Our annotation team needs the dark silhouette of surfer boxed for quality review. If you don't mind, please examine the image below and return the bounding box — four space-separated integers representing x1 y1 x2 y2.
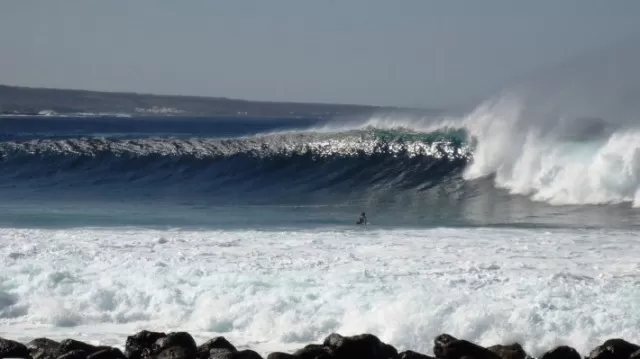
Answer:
356 212 367 225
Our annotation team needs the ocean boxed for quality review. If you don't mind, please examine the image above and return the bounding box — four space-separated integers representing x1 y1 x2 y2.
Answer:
1 101 640 357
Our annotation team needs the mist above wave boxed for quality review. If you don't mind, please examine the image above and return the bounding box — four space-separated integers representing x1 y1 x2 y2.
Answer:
320 40 640 208
460 40 640 207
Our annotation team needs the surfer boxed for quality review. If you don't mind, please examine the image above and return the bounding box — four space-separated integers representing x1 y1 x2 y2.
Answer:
356 212 367 225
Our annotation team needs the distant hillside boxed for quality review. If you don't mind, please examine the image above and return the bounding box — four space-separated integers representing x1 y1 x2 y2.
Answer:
0 84 413 118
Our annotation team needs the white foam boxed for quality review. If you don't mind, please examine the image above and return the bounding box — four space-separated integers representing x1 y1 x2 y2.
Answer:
1 226 639 356
459 95 640 206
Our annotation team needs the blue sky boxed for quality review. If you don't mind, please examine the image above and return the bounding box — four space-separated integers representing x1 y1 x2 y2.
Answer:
1 1 639 108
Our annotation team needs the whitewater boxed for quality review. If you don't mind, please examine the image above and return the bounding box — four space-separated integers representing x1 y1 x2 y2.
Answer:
2 225 639 357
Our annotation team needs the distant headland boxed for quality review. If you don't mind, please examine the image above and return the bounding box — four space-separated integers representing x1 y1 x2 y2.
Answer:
0 84 436 118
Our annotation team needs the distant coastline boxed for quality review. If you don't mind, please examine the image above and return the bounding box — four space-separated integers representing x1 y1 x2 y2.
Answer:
0 84 436 119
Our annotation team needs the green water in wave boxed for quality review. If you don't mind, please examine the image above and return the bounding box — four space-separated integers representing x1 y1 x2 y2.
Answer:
364 127 469 147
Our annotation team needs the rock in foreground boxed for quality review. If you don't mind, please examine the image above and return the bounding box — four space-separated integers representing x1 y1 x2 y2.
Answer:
1 331 639 359
0 337 29 359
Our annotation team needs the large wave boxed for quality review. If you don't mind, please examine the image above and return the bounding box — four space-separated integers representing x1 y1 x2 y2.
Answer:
324 40 640 208
318 95 639 207
3 103 640 208
0 129 471 199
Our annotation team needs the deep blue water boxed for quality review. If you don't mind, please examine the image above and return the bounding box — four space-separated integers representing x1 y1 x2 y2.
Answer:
0 115 325 141
1 115 639 230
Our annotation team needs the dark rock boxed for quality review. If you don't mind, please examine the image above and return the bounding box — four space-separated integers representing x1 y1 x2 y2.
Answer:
323 333 396 359
265 353 295 359
292 344 334 359
233 350 263 359
157 346 191 359
209 348 244 359
539 346 580 359
124 330 166 359
152 332 197 357
265 345 334 359
209 349 262 359
235 350 263 359
433 336 500 359
630 349 640 359
27 338 62 359
209 349 234 359
399 350 435 359
433 334 458 359
486 343 529 359
197 337 237 359
0 337 29 358
587 338 640 359
59 340 106 356
87 347 126 359
56 349 88 359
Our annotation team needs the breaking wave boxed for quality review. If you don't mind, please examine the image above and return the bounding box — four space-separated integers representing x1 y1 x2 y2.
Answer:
337 94 640 208
2 106 640 208
324 40 640 208
459 96 640 207
0 129 472 198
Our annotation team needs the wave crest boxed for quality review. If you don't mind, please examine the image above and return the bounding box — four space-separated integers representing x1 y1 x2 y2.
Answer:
0 129 471 195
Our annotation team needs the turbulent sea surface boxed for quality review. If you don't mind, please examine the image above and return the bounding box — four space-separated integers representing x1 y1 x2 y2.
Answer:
1 102 640 356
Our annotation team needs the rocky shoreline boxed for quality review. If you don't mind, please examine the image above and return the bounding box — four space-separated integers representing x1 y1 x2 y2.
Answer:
1 331 639 359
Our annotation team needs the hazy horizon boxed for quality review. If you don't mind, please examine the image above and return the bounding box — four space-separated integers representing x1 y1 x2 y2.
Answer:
1 1 640 108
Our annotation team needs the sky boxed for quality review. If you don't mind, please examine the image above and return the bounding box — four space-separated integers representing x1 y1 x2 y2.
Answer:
1 1 639 108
